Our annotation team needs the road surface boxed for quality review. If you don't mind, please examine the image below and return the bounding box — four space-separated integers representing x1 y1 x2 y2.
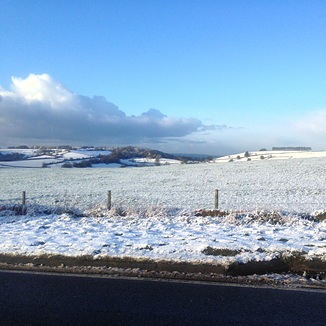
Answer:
0 270 325 325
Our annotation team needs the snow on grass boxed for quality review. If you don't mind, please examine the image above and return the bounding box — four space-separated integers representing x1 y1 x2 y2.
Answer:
0 211 325 265
215 150 326 162
132 158 181 165
0 158 64 168
62 150 111 160
0 149 112 168
92 163 123 168
0 148 36 156
0 156 325 265
119 158 181 166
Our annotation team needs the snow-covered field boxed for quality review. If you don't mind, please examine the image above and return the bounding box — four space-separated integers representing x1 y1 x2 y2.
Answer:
0 149 112 168
215 150 326 162
0 156 326 266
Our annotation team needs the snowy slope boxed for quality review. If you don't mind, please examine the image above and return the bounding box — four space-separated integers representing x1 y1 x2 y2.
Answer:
0 149 112 168
215 150 326 162
62 150 111 159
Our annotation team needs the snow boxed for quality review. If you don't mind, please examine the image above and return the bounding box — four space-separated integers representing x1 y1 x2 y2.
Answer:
0 211 325 266
120 157 181 167
0 149 112 168
132 157 181 165
0 155 326 267
0 149 35 156
92 163 122 168
215 150 326 162
0 158 64 168
62 150 111 160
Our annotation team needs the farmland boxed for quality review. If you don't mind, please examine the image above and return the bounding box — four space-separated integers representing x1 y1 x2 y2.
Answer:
1 156 325 212
0 156 326 283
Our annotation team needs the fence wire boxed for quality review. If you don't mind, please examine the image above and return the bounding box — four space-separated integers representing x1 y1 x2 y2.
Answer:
1 189 326 214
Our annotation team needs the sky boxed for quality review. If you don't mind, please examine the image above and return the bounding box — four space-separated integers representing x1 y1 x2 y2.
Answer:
1 0 326 155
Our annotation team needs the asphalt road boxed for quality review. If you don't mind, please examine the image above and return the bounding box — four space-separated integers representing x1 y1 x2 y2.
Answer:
0 270 325 326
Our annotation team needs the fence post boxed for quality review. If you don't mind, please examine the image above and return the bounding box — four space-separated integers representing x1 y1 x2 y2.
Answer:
22 191 26 205
21 191 27 215
107 191 111 210
214 189 219 210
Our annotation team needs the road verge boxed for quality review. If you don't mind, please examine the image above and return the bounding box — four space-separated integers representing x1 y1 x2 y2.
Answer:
0 253 325 289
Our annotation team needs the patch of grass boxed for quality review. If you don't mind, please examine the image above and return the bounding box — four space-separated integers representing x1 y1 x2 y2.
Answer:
84 205 171 218
194 209 229 217
244 211 287 225
279 251 307 265
312 212 326 222
0 203 83 217
140 245 153 251
202 246 240 257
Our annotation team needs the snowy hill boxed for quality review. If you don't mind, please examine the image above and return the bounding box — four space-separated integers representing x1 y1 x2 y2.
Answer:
2 146 326 168
215 150 326 163
0 148 111 168
0 146 184 168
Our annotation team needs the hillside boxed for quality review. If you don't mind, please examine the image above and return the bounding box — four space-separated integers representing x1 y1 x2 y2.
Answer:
0 146 207 168
2 146 326 168
215 150 326 163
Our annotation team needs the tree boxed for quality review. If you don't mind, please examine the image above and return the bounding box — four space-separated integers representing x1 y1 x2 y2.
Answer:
155 154 161 165
61 162 73 168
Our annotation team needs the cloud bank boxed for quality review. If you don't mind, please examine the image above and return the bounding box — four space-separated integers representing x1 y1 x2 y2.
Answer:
294 110 326 136
292 110 326 150
0 74 203 147
2 74 325 155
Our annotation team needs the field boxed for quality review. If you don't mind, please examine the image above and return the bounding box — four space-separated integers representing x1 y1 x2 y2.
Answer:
1 156 326 212
0 157 326 279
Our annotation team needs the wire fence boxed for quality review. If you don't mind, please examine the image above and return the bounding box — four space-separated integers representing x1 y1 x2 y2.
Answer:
1 189 326 215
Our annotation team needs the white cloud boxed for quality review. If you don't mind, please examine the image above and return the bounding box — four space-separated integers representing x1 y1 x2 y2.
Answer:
8 74 74 106
0 73 206 147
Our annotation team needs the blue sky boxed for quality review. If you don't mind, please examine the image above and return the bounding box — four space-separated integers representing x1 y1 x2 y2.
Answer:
1 1 326 155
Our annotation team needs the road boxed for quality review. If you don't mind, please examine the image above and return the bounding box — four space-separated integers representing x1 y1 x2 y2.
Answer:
0 270 325 325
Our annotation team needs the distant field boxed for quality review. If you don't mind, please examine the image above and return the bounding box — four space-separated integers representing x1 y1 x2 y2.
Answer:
1 157 325 213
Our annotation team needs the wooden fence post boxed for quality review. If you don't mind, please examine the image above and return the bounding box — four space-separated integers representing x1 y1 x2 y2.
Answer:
21 191 27 215
214 189 219 210
22 191 26 205
107 191 111 210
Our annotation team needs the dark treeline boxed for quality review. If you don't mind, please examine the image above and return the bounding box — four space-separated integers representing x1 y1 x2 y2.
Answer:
272 147 312 151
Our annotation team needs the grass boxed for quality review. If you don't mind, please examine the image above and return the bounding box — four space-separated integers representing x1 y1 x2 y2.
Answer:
202 246 241 257
1 202 325 228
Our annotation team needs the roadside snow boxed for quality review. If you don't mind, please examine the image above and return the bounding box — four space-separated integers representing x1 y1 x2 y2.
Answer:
0 213 325 265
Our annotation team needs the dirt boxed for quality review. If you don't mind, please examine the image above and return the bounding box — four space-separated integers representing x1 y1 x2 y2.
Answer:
0 253 325 289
